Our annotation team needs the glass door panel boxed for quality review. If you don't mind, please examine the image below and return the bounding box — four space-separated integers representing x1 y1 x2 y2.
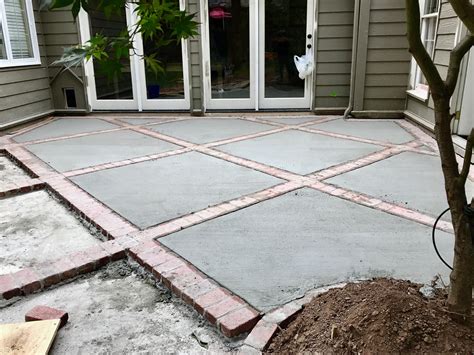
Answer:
209 0 250 99
143 38 185 100
264 0 306 99
206 0 256 110
89 6 134 100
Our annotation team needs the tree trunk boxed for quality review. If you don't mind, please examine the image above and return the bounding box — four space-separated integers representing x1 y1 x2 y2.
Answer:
433 97 474 322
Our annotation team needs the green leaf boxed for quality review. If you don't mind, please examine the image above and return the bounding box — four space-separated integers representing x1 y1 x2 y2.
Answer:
52 46 87 67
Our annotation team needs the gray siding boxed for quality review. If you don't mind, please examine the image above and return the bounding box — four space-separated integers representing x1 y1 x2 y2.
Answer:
187 0 203 113
363 0 410 111
314 0 354 109
405 0 459 126
0 5 52 126
40 8 87 110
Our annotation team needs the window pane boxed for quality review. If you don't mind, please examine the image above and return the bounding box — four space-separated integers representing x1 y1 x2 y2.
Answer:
5 0 33 59
425 0 439 14
0 17 7 59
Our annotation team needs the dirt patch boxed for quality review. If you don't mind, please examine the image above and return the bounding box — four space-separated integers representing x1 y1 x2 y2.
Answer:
0 261 242 353
266 278 474 353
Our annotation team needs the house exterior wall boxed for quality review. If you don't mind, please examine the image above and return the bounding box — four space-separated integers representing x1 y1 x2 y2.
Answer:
187 0 204 113
0 3 53 128
313 0 354 110
40 8 87 111
352 0 411 117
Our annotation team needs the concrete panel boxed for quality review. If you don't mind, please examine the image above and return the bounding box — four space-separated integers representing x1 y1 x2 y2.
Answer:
328 151 474 218
148 118 275 144
161 188 453 312
14 118 118 143
27 130 180 172
218 130 383 174
71 152 282 229
310 119 414 144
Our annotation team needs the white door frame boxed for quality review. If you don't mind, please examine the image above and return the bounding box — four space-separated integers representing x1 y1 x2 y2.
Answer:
258 0 315 109
202 0 258 110
79 3 190 111
201 0 315 111
134 0 190 110
78 7 139 110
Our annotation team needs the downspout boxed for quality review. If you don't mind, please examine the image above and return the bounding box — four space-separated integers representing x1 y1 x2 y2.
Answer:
344 0 361 119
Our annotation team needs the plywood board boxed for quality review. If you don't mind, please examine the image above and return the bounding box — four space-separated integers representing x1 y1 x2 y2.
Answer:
0 319 60 355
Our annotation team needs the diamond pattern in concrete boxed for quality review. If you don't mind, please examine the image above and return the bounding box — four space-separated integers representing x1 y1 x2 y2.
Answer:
14 118 118 143
71 151 282 229
309 119 414 144
160 188 453 312
217 130 383 175
148 118 276 144
328 151 474 218
26 130 181 172
1 114 457 338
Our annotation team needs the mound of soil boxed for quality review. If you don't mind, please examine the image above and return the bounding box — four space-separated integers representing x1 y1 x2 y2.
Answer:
266 278 474 353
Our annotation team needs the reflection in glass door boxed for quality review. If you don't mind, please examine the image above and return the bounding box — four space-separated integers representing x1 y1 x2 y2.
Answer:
259 0 313 109
136 0 190 110
205 0 257 109
79 6 139 110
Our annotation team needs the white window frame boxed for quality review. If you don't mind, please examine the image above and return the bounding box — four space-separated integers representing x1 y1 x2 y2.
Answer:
407 0 441 101
0 0 40 68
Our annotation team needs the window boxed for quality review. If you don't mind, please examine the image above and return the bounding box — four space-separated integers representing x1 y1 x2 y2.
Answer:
0 0 40 67
409 0 440 100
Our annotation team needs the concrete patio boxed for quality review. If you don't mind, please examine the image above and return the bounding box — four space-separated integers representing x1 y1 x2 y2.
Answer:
0 114 466 339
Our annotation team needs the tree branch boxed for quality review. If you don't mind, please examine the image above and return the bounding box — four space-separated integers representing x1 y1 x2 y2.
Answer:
406 0 446 97
446 34 474 95
460 128 474 185
449 0 474 34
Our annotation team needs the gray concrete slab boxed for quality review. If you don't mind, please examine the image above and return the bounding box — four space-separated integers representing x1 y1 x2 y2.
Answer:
0 190 100 274
0 156 31 190
120 117 183 125
27 130 180 172
218 130 383 175
328 151 474 219
0 261 237 353
309 119 414 144
71 152 282 229
160 188 453 312
148 118 275 144
13 118 118 143
258 116 321 125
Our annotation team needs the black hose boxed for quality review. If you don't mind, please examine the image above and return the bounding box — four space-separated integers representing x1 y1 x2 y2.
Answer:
432 207 453 270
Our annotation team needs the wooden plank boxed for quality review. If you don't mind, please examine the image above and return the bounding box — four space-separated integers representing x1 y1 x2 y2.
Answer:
0 320 60 355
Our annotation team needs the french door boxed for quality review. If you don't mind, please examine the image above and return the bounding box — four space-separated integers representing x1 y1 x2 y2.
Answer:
79 1 190 111
203 0 315 110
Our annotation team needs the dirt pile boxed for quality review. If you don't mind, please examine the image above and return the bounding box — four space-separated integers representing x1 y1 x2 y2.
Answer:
267 278 474 353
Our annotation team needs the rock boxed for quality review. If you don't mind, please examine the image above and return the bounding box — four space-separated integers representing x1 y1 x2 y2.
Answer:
191 329 211 349
419 285 436 298
330 325 338 340
423 335 433 344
